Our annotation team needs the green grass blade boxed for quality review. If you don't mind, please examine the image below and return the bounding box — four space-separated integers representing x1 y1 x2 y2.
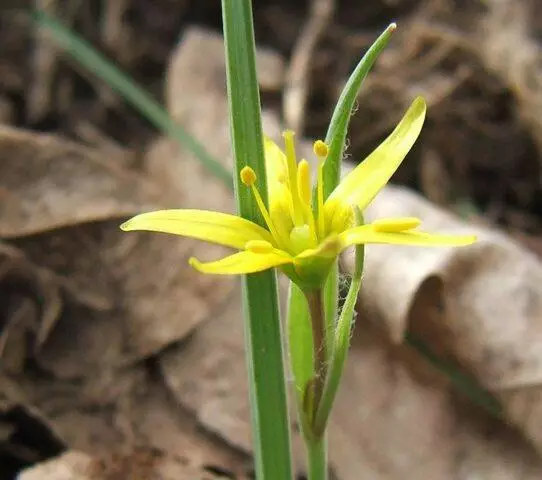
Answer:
322 23 396 198
319 23 397 366
31 9 233 188
405 332 502 416
221 1 293 478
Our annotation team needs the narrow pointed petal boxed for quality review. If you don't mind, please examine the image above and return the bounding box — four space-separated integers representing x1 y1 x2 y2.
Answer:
339 223 477 249
121 209 273 249
189 250 293 275
326 97 426 215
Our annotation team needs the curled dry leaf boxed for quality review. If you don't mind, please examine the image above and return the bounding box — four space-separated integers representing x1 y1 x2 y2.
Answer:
0 122 234 380
344 184 542 456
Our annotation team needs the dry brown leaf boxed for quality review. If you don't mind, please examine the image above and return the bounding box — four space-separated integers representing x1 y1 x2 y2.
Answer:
18 448 228 480
0 125 157 239
346 184 542 456
0 241 61 373
329 324 542 480
159 284 542 479
17 367 248 479
0 120 234 380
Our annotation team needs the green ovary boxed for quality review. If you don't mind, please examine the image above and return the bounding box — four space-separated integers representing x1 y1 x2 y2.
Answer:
289 224 313 254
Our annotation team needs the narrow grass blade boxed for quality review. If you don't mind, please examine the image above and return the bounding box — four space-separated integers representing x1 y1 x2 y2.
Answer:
31 9 233 188
221 1 293 478
322 23 397 198
320 23 397 363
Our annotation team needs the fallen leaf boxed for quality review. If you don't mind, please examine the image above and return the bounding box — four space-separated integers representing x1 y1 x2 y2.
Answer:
18 448 229 480
346 184 542 456
0 120 234 379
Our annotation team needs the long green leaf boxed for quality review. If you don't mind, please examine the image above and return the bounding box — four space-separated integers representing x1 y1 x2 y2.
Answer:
320 23 397 342
323 23 397 198
221 1 293 478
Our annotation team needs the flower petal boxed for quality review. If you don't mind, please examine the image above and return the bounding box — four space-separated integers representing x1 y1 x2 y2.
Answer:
189 250 293 275
339 223 477 249
264 136 288 195
325 97 426 217
121 209 273 249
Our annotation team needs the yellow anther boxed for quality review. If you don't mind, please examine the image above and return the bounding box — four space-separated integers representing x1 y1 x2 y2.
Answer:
297 159 312 206
245 240 274 254
240 166 257 186
372 217 421 233
313 140 329 159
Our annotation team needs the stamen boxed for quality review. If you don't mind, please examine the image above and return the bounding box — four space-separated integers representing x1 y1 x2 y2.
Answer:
316 158 325 239
295 159 318 246
283 131 304 226
245 240 274 254
297 160 312 207
312 140 328 240
240 166 257 186
240 166 287 247
372 217 421 233
313 140 328 158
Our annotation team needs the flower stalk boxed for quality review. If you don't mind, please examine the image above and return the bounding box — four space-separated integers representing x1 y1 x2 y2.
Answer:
304 289 327 421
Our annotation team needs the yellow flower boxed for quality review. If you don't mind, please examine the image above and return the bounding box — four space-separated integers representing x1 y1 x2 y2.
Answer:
121 97 476 290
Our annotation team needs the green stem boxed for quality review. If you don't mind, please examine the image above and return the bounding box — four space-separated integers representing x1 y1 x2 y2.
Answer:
305 290 327 413
221 1 293 478
307 437 328 480
313 209 364 437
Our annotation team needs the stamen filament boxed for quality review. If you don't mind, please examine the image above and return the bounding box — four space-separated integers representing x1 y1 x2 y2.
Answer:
313 140 328 240
297 159 312 207
283 131 304 226
240 166 289 248
317 157 326 239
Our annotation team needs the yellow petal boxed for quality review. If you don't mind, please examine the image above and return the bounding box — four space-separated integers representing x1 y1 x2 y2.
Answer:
189 250 292 275
339 223 477 249
325 97 426 217
264 136 288 198
296 233 341 260
121 209 273 249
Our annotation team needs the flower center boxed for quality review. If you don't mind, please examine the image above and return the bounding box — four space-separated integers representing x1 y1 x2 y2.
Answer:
240 134 330 257
289 224 312 254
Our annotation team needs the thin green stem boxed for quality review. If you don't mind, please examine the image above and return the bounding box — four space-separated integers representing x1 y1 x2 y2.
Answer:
314 211 364 436
221 1 293 478
307 437 328 480
305 290 327 413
